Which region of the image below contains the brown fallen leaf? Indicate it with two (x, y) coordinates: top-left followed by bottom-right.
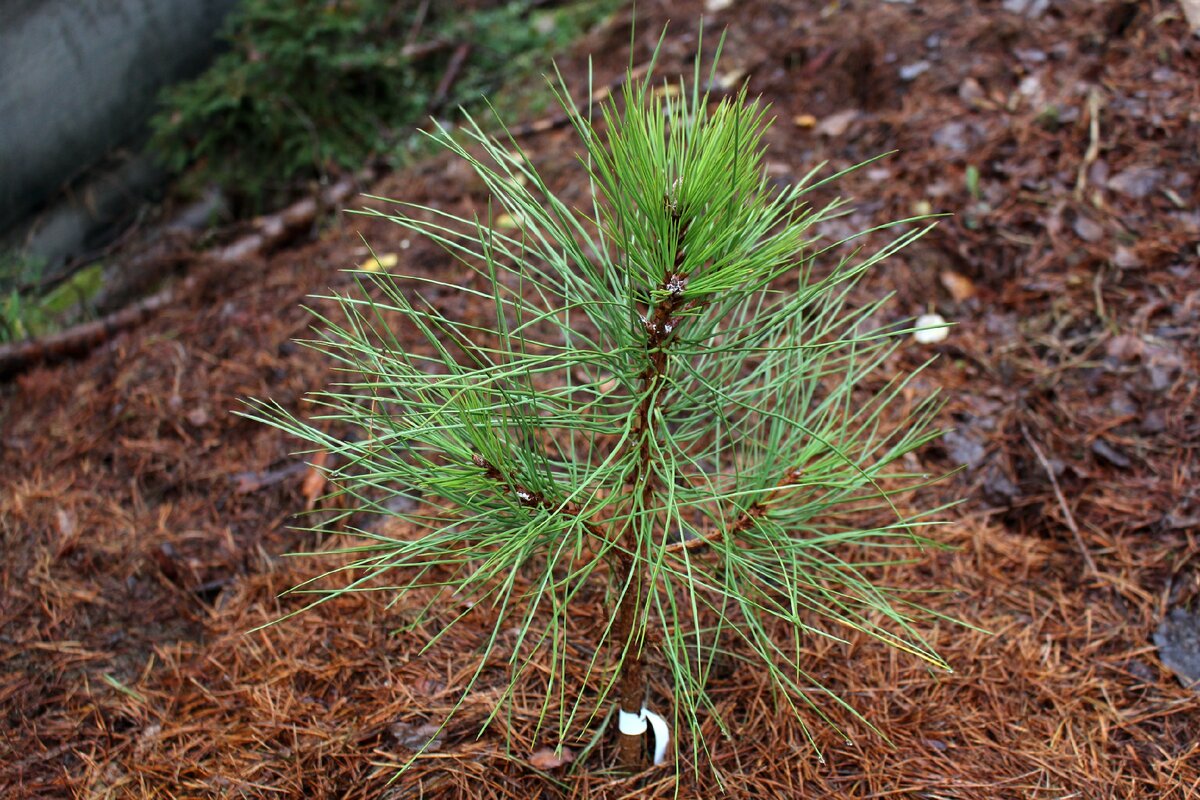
(529, 746), (575, 770)
(390, 721), (443, 752)
(232, 461), (307, 494)
(301, 451), (332, 510)
(815, 109), (859, 137)
(939, 270), (977, 302)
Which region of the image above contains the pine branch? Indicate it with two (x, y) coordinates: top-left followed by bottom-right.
(470, 452), (607, 539)
(664, 467), (807, 555)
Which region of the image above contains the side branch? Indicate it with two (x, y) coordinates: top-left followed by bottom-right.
(665, 468), (805, 554)
(471, 453), (604, 538)
(665, 503), (763, 553)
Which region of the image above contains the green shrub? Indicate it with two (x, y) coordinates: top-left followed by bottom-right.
(151, 0), (617, 213)
(0, 255), (103, 343)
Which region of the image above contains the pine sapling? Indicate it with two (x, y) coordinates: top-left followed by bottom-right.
(247, 43), (953, 775)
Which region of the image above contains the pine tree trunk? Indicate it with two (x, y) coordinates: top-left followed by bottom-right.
(611, 550), (647, 769)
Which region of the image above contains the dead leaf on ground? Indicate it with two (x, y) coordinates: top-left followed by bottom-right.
(232, 461), (307, 494)
(301, 451), (332, 509)
(1155, 607), (1200, 691)
(390, 721), (443, 752)
(815, 109), (859, 137)
(529, 746), (575, 770)
(357, 252), (398, 272)
(1107, 166), (1162, 199)
(1072, 214), (1105, 243)
(939, 270), (977, 301)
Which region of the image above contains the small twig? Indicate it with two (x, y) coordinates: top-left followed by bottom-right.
(665, 466), (805, 554)
(665, 503), (762, 554)
(0, 275), (196, 377)
(471, 453), (605, 539)
(429, 43), (472, 113)
(399, 39), (455, 61)
(1019, 422), (1099, 579)
(1073, 88), (1103, 201)
(402, 0), (431, 48)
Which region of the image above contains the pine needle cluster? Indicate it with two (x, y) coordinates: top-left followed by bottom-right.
(248, 41), (952, 774)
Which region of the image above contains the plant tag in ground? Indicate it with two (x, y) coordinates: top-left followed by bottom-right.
(619, 707), (670, 765)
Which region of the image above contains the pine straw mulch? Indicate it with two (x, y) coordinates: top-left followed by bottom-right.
(3, 1), (1200, 797)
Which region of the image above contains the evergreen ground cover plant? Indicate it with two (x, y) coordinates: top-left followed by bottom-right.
(0, 253), (102, 344)
(151, 0), (618, 214)
(249, 39), (954, 777)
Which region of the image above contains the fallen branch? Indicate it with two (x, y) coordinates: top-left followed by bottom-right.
(429, 43), (472, 112)
(88, 189), (229, 315)
(0, 275), (194, 377)
(0, 173), (371, 379)
(214, 174), (363, 263)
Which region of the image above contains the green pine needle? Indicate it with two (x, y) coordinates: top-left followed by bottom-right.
(244, 38), (955, 776)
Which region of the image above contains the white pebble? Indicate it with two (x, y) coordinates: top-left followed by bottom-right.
(913, 313), (950, 344)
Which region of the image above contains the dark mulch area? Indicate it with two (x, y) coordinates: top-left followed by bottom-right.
(3, 1), (1199, 797)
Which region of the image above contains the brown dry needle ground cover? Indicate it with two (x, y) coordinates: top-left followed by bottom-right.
(3, 1), (1199, 797)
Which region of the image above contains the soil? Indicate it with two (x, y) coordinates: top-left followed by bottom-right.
(3, 1), (1199, 797)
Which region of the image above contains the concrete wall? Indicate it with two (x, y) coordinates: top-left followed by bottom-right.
(0, 0), (240, 234)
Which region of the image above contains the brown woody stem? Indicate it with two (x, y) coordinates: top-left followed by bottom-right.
(611, 217), (692, 769)
(611, 548), (647, 767)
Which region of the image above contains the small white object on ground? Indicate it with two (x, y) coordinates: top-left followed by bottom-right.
(914, 313), (950, 344)
(899, 61), (931, 81)
(1181, 0), (1200, 33)
(618, 706), (671, 765)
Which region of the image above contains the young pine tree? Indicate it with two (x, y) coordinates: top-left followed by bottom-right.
(248, 46), (951, 774)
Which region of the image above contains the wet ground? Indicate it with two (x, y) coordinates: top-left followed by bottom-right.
(3, 1), (1199, 797)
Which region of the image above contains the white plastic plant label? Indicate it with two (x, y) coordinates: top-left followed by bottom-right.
(618, 706), (670, 765)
